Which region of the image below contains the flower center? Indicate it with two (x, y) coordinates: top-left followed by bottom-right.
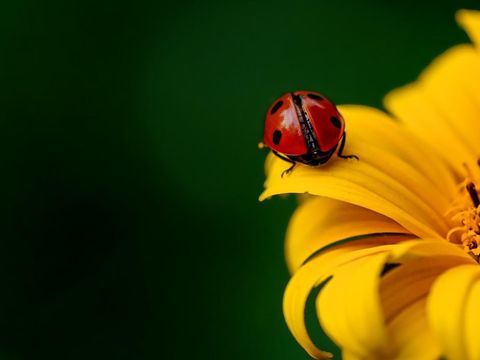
(447, 179), (480, 260)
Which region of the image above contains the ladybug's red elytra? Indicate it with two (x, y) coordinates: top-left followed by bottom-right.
(262, 91), (358, 177)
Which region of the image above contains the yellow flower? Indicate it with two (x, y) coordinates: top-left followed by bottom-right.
(260, 10), (480, 360)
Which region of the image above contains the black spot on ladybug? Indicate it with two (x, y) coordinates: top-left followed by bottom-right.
(272, 130), (282, 145)
(307, 93), (323, 101)
(330, 116), (341, 128)
(271, 101), (283, 115)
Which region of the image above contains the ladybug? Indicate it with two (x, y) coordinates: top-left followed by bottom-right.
(262, 91), (358, 176)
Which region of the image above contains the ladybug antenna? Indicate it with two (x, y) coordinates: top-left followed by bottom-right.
(258, 141), (266, 150)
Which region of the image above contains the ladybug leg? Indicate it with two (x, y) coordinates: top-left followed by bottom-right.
(272, 150), (297, 177)
(337, 132), (359, 160)
(281, 162), (296, 178)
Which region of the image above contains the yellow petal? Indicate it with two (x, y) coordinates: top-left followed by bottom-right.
(427, 264), (480, 360)
(316, 241), (470, 360)
(340, 351), (358, 360)
(457, 10), (480, 48)
(283, 237), (412, 359)
(261, 106), (455, 239)
(464, 277), (480, 359)
(387, 299), (441, 360)
(388, 238), (474, 262)
(261, 157), (447, 241)
(316, 253), (391, 359)
(286, 196), (409, 273)
(381, 255), (471, 325)
(339, 105), (457, 197)
(385, 44), (480, 175)
(418, 45), (480, 167)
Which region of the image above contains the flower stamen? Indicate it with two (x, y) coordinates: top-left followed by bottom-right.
(466, 182), (480, 207)
(446, 181), (480, 259)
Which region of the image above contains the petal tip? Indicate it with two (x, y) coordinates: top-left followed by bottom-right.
(258, 191), (269, 202)
(383, 83), (417, 114)
(456, 9), (480, 46)
(456, 9), (480, 26)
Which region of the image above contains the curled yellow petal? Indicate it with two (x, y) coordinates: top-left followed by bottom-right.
(261, 154), (447, 240)
(283, 237), (411, 359)
(384, 242), (473, 360)
(381, 255), (471, 325)
(427, 264), (480, 360)
(316, 241), (471, 360)
(388, 238), (474, 262)
(286, 196), (409, 273)
(316, 253), (391, 359)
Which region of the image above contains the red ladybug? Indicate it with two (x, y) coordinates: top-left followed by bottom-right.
(262, 91), (358, 176)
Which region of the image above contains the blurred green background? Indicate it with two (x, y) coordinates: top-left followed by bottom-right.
(1, 0), (479, 359)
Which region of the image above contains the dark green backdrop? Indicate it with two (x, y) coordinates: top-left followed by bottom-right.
(0, 1), (479, 359)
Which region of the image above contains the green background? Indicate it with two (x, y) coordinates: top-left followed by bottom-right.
(0, 0), (479, 359)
